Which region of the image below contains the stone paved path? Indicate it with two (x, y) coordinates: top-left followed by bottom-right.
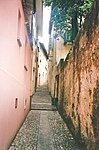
(9, 85), (82, 150)
(31, 85), (56, 111)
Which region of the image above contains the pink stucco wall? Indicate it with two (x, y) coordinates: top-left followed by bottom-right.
(0, 0), (33, 149)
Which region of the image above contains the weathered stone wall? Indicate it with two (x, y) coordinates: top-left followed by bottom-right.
(58, 1), (99, 149)
(58, 59), (64, 113)
(48, 59), (55, 97)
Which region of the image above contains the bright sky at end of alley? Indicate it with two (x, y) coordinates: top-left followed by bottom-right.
(39, 6), (51, 51)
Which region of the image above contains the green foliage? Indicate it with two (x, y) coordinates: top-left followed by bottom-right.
(51, 6), (72, 38)
(79, 0), (94, 15)
(43, 0), (94, 41)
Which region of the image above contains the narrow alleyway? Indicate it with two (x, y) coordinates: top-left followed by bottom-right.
(9, 85), (82, 150)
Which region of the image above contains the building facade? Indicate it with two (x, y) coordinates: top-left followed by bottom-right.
(31, 0), (43, 94)
(22, 0), (43, 94)
(48, 0), (99, 149)
(38, 43), (48, 86)
(48, 23), (72, 99)
(0, 0), (33, 149)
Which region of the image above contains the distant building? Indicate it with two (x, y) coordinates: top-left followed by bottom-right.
(31, 0), (43, 93)
(22, 0), (43, 94)
(38, 42), (48, 86)
(48, 20), (72, 98)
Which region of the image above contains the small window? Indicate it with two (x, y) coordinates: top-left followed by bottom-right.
(17, 9), (22, 47)
(17, 9), (21, 38)
(15, 98), (18, 109)
(36, 57), (38, 62)
(33, 0), (36, 14)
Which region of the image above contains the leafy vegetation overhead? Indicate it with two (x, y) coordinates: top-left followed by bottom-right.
(43, 0), (94, 42)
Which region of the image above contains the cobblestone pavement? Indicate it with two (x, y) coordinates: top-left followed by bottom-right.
(9, 85), (82, 150)
(31, 85), (56, 111)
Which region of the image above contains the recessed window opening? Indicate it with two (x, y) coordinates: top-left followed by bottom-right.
(17, 9), (22, 47)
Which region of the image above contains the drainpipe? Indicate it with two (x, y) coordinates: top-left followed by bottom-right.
(30, 12), (33, 48)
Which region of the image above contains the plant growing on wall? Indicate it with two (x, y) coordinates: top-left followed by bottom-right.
(43, 0), (94, 42)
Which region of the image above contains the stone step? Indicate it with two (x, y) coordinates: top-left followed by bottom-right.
(31, 103), (57, 111)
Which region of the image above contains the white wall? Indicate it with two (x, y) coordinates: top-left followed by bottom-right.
(38, 47), (48, 86)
